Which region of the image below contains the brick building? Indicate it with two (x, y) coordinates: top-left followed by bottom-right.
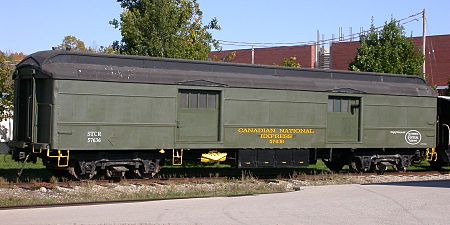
(209, 45), (316, 68)
(330, 34), (450, 91)
(209, 34), (450, 93)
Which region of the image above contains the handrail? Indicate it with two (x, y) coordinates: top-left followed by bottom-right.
(443, 124), (450, 146)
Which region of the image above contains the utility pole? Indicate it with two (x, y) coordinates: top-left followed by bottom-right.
(316, 30), (320, 68)
(422, 8), (426, 79)
(350, 27), (353, 41)
(251, 46), (255, 64)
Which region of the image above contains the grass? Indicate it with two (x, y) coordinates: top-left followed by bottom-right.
(0, 154), (45, 170)
(0, 177), (289, 207)
(0, 154), (51, 182)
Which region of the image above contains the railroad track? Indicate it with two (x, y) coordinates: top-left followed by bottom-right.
(0, 177), (228, 190)
(290, 170), (449, 181)
(3, 170), (448, 190)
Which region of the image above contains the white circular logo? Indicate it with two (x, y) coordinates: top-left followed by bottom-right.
(405, 130), (421, 145)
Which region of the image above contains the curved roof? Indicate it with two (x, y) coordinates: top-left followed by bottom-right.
(15, 50), (435, 97)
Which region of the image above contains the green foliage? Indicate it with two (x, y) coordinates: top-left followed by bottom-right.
(280, 56), (301, 68)
(55, 35), (117, 54)
(54, 35), (88, 51)
(349, 19), (423, 76)
(111, 0), (221, 60)
(223, 51), (237, 62)
(96, 45), (118, 54)
(211, 51), (237, 62)
(0, 52), (14, 120)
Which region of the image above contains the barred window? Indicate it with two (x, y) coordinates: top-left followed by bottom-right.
(328, 97), (358, 113)
(179, 90), (219, 109)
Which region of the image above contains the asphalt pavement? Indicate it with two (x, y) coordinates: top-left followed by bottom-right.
(2, 180), (450, 225)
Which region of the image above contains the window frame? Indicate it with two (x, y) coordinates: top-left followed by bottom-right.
(179, 90), (219, 109)
(328, 96), (358, 113)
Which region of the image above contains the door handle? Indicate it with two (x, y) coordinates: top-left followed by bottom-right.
(350, 104), (360, 115)
(176, 120), (182, 128)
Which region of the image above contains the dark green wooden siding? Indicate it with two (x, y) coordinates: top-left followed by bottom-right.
(50, 79), (436, 151)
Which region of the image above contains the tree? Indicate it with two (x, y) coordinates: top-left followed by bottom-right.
(0, 52), (14, 121)
(280, 56), (301, 68)
(54, 35), (118, 54)
(211, 51), (236, 62)
(54, 35), (87, 51)
(97, 45), (118, 54)
(110, 0), (220, 60)
(349, 19), (423, 76)
(223, 51), (236, 62)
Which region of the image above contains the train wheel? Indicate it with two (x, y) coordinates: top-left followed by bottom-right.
(350, 159), (363, 173)
(138, 161), (160, 179)
(69, 161), (97, 180)
(138, 170), (156, 179)
(374, 163), (387, 175)
(125, 169), (141, 179)
(393, 163), (407, 173)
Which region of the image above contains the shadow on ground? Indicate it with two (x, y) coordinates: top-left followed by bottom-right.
(364, 179), (450, 188)
(158, 167), (328, 179)
(0, 168), (52, 182)
(0, 167), (329, 182)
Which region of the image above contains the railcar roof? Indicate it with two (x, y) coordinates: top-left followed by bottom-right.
(15, 50), (435, 97)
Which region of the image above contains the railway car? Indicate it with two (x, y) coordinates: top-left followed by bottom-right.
(9, 50), (441, 179)
(434, 96), (450, 168)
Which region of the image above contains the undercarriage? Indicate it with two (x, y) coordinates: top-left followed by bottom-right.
(320, 148), (426, 174)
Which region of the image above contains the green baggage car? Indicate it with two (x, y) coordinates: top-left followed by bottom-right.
(10, 51), (438, 179)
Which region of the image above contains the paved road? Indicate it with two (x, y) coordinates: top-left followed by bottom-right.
(2, 180), (450, 225)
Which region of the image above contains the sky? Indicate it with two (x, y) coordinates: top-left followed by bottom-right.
(1, 0), (449, 55)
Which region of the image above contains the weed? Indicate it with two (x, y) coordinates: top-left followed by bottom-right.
(241, 170), (257, 181)
(49, 176), (58, 184)
(0, 177), (8, 186)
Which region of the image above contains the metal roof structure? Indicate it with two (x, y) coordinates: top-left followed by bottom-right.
(16, 50), (436, 97)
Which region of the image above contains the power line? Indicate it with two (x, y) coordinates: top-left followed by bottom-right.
(217, 10), (424, 48)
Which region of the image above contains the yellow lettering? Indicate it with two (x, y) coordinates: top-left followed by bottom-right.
(238, 128), (279, 133)
(269, 139), (285, 144)
(239, 127), (313, 145)
(276, 128), (315, 134)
